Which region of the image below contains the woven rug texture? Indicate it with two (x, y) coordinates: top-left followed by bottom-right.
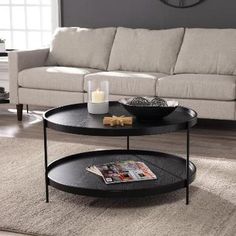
(0, 137), (236, 236)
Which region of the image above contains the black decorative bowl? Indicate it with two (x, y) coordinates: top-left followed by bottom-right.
(119, 97), (178, 120)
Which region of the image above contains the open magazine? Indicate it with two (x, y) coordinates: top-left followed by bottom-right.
(86, 160), (157, 184)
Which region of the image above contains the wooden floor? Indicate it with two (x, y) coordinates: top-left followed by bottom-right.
(0, 104), (236, 236)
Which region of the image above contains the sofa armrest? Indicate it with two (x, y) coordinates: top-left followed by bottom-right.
(9, 48), (49, 104)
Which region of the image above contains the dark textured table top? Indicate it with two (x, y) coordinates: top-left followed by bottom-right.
(0, 99), (9, 104)
(44, 102), (197, 136)
(48, 149), (196, 197)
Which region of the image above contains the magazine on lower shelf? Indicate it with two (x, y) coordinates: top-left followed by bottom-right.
(86, 160), (157, 184)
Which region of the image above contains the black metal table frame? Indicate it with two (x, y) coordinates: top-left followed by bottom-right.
(43, 120), (191, 205)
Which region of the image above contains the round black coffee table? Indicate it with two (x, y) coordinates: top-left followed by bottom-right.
(43, 102), (197, 204)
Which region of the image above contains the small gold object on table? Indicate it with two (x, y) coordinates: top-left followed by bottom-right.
(103, 115), (133, 127)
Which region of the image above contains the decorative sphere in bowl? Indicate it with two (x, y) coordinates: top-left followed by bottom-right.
(119, 97), (178, 120)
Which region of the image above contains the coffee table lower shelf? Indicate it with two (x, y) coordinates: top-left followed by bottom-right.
(46, 149), (196, 199)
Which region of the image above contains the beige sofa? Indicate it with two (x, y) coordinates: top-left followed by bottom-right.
(9, 27), (236, 121)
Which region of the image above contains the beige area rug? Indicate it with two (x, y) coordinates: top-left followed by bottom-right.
(0, 137), (236, 236)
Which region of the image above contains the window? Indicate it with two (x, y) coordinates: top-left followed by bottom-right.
(0, 0), (60, 49)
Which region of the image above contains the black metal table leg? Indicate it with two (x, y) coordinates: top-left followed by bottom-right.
(186, 124), (190, 205)
(127, 136), (130, 150)
(43, 120), (49, 203)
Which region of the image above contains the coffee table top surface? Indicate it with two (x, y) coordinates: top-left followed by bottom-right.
(43, 102), (197, 136)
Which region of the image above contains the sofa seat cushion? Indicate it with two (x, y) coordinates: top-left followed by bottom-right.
(157, 74), (236, 101)
(108, 27), (184, 74)
(84, 71), (167, 96)
(47, 27), (116, 70)
(18, 66), (100, 92)
(175, 28), (236, 75)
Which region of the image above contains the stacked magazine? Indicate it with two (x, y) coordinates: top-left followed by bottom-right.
(86, 160), (157, 184)
(0, 87), (9, 100)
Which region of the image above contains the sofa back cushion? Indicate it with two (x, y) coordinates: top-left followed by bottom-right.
(175, 28), (236, 75)
(108, 27), (184, 74)
(47, 27), (116, 70)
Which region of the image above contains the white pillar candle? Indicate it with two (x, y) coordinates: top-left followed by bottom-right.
(91, 89), (105, 103)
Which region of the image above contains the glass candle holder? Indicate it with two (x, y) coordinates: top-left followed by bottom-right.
(87, 80), (109, 114)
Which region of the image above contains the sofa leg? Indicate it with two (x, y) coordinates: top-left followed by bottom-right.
(16, 104), (23, 121)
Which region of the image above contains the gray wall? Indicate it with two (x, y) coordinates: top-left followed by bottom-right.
(61, 0), (236, 29)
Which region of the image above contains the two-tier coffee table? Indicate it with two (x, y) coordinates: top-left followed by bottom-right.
(43, 102), (197, 205)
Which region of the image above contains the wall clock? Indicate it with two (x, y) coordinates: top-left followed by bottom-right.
(160, 0), (205, 8)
